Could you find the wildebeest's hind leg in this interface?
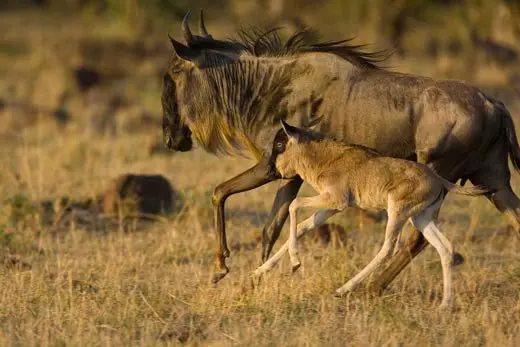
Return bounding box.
[211,156,275,283]
[469,140,520,235]
[335,201,407,296]
[487,187,520,235]
[261,177,303,262]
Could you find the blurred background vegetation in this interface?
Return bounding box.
[0,0,519,145]
[0,4,519,345]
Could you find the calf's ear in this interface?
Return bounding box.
[280,119,301,143]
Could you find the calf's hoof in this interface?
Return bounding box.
[291,263,301,273]
[333,290,346,298]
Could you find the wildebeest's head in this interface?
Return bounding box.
[162,11,242,153]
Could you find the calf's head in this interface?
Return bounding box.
[268,120,309,179]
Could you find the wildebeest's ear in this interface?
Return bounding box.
[280,119,301,142]
[168,35,204,65]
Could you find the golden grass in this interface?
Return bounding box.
[0,120,519,347]
[1,6,520,346]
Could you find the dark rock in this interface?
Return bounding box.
[102,174,178,216]
[73,66,101,92]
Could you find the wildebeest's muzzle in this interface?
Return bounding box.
[163,121,193,152]
[162,73,193,152]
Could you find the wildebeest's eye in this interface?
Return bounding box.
[275,142,285,151]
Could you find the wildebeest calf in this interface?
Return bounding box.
[254,120,490,308]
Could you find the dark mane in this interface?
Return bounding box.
[187,26,390,70]
[231,27,390,70]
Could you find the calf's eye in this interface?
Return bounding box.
[275,142,285,151]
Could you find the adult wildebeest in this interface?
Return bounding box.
[162,11,520,289]
[253,120,490,308]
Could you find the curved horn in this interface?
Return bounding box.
[199,10,211,38]
[182,11,195,46]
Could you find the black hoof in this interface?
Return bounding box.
[291,263,301,273]
[452,252,464,266]
[212,271,229,284]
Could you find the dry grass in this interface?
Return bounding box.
[0,119,519,347]
[0,5,520,346]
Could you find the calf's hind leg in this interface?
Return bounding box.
[366,162,462,294]
[411,216,453,308]
[335,204,407,296]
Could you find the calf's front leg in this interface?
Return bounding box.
[287,194,335,272]
[253,208,338,277]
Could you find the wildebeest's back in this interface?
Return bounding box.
[287,59,499,176]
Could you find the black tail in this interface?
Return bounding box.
[499,102,520,172]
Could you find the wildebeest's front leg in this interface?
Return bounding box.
[261,177,303,262]
[212,155,274,283]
